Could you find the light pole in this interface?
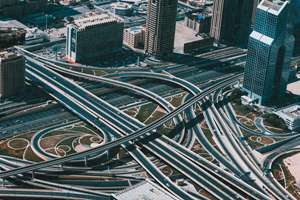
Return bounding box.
[45,14,48,31]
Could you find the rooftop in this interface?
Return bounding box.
[72,13,118,30]
[111,2,133,9]
[259,0,288,15]
[126,26,144,33]
[291,108,300,117]
[250,31,274,45]
[0,51,22,62]
[262,0,285,11]
[277,104,300,119]
[0,19,28,30]
[174,21,202,53]
[113,180,177,200]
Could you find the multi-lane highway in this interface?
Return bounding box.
[0,46,245,138]
[0,45,298,200]
[26,58,275,200]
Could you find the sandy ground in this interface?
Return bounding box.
[287,79,300,96]
[284,152,300,187]
[75,144,89,152]
[174,21,201,54]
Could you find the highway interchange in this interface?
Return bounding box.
[0,46,299,199]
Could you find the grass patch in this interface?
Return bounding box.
[167,93,186,108]
[262,113,288,132]
[24,146,43,162]
[135,103,157,122]
[94,69,107,76]
[272,154,300,199]
[145,110,165,125]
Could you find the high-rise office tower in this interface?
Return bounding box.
[290,0,300,55]
[66,14,124,64]
[293,23,300,55]
[210,0,255,46]
[144,0,177,58]
[0,51,25,99]
[243,0,294,106]
[251,0,261,25]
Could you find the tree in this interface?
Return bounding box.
[66,16,74,23]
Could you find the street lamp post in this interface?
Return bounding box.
[45,14,48,31]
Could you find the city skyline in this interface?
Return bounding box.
[0,0,300,200]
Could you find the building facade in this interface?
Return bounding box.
[123,26,145,49]
[294,23,300,56]
[144,0,178,58]
[66,14,124,64]
[0,28,26,49]
[276,104,300,130]
[184,12,212,34]
[0,0,47,18]
[290,0,300,56]
[251,0,261,25]
[210,0,254,46]
[183,37,214,54]
[0,51,25,99]
[293,23,300,56]
[111,2,133,16]
[243,0,294,106]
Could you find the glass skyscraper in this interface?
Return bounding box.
[210,0,255,47]
[243,0,294,106]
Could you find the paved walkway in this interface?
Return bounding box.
[287,77,300,96]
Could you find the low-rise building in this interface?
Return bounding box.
[275,104,300,130]
[0,51,25,99]
[174,21,213,54]
[111,2,133,16]
[25,28,49,45]
[123,26,145,49]
[66,13,124,64]
[241,95,256,105]
[184,12,211,33]
[113,180,177,200]
[59,0,81,5]
[186,0,207,7]
[0,19,27,49]
[0,28,26,49]
[183,36,214,53]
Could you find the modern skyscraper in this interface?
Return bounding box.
[0,51,25,99]
[210,0,255,46]
[66,14,124,64]
[293,23,300,55]
[144,0,177,58]
[290,0,300,56]
[243,0,294,106]
[251,0,261,25]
